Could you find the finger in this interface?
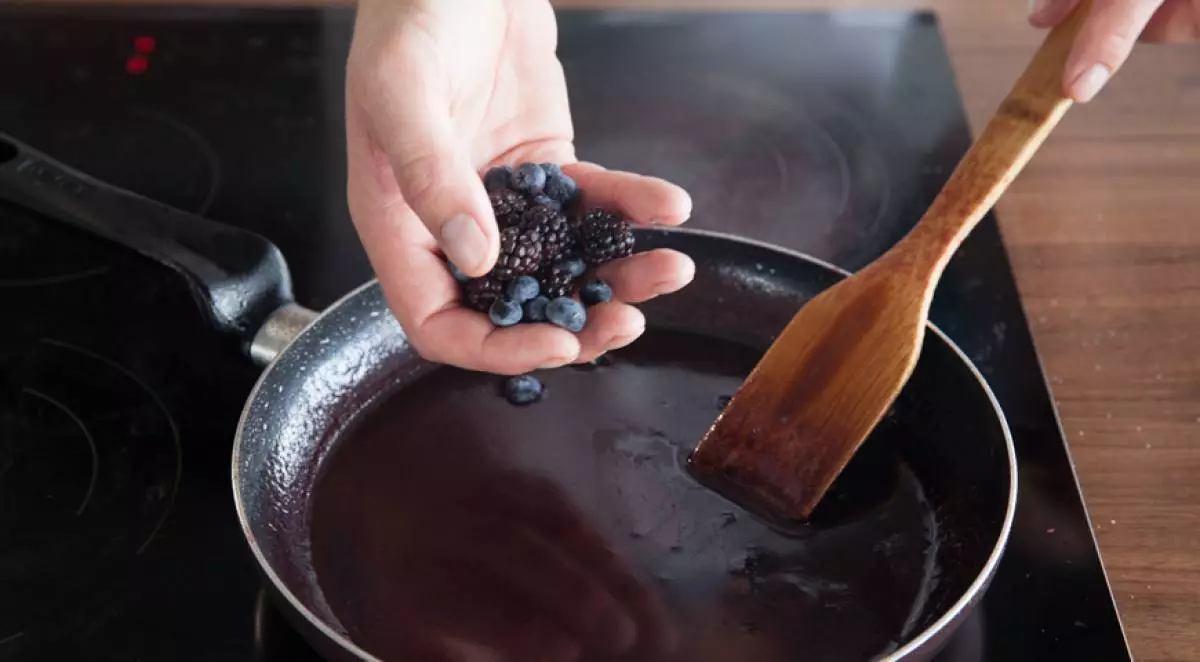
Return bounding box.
[594,249,696,305]
[409,306,582,374]
[1029,0,1083,27]
[1063,0,1165,102]
[563,163,693,226]
[1141,0,1200,41]
[353,44,498,277]
[572,302,646,364]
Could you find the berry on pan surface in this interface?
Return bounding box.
[504,374,543,405]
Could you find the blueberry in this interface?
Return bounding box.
[488,297,523,327]
[580,279,613,306]
[540,162,563,178]
[483,165,513,193]
[512,163,547,194]
[506,275,540,303]
[558,256,586,278]
[546,297,586,332]
[544,172,578,205]
[524,295,550,322]
[532,194,563,212]
[447,261,469,283]
[504,374,544,406]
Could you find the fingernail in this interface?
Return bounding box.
[440,214,488,273]
[1070,64,1110,103]
[652,280,676,296]
[607,333,639,351]
[1028,0,1047,19]
[540,353,575,369]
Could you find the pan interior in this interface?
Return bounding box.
[234,230,1013,661]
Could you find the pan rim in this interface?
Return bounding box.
[231,225,1018,661]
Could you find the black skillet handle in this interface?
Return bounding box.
[0,132,294,345]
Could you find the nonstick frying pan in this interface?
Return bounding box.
[0,133,1016,661]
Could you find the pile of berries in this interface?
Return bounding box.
[448,162,632,334]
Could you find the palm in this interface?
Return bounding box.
[346,0,694,375]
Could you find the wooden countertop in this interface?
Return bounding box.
[32,0,1200,659]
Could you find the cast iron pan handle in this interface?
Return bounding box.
[0,132,296,350]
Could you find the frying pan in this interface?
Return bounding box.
[0,133,1015,661]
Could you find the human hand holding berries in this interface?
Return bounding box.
[1029,0,1197,102]
[345,0,695,375]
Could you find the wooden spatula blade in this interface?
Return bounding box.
[688,0,1092,525]
[689,269,926,522]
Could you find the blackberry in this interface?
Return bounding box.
[580,279,614,306]
[488,297,523,327]
[483,165,513,193]
[579,208,635,265]
[520,205,577,263]
[512,163,547,195]
[464,277,504,312]
[506,275,540,303]
[493,226,543,280]
[524,295,550,322]
[537,263,575,299]
[504,374,543,406]
[547,297,587,333]
[489,188,528,228]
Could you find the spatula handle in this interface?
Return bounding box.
[896,0,1092,279]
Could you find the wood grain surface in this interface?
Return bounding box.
[27,0,1200,660]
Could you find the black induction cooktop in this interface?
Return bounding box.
[0,5,1132,661]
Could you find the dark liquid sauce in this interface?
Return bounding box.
[309,330,939,661]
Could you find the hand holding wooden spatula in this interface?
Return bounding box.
[689,1,1096,524]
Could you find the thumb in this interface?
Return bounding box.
[361,63,498,277]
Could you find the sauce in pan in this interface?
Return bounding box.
[308,329,939,661]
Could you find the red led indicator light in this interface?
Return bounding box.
[125,54,149,75]
[134,36,156,53]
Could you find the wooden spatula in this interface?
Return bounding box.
[689,1,1094,525]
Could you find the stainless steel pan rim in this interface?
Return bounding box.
[230,225,1019,662]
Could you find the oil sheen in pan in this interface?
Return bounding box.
[306,328,940,661]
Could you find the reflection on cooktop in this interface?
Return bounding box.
[0,337,180,650]
[10,105,222,216]
[571,73,892,259]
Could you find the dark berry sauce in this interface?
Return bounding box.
[307,329,939,661]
